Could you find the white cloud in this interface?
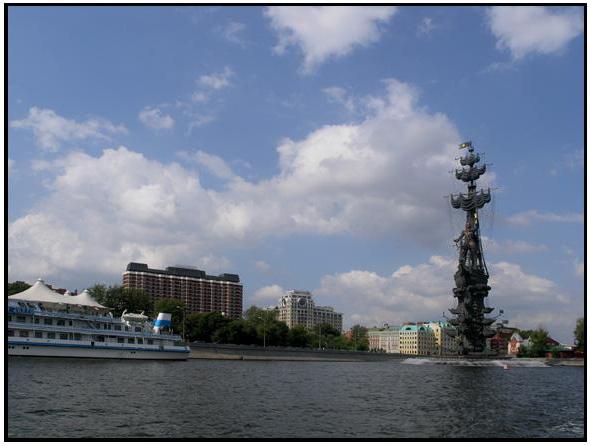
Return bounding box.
[138,107,175,130]
[177,150,235,180]
[251,284,286,305]
[8,79,475,285]
[323,86,356,113]
[197,66,233,90]
[482,237,549,254]
[507,210,583,226]
[487,6,583,60]
[314,256,579,342]
[220,21,247,47]
[265,6,397,73]
[10,107,127,151]
[254,260,272,274]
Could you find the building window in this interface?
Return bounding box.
[35,331,43,338]
[47,332,56,339]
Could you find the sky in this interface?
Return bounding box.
[7,5,585,343]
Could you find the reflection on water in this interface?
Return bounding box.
[8,357,584,439]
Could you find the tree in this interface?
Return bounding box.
[185,312,231,343]
[350,325,369,351]
[88,283,107,301]
[528,328,550,357]
[574,318,584,349]
[7,281,31,296]
[287,325,310,348]
[154,299,184,334]
[94,285,153,316]
[212,319,257,345]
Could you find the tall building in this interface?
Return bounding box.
[122,263,243,318]
[276,290,342,332]
[368,325,400,353]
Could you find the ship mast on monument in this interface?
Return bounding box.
[448,141,497,355]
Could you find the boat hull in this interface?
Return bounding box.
[8,341,189,360]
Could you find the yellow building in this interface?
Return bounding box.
[399,324,437,355]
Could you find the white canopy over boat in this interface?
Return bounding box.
[8,279,107,309]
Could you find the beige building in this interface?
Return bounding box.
[398,321,459,356]
[276,290,342,332]
[368,326,400,353]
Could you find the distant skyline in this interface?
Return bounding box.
[7,5,584,342]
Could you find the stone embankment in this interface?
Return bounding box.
[188,342,399,361]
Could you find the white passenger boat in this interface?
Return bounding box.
[7,279,190,360]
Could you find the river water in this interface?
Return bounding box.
[7,357,585,439]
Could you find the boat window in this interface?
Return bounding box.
[103,323,108,329]
[34,317,40,324]
[47,332,56,339]
[8,330,14,336]
[147,339,154,345]
[125,326,129,332]
[57,320,65,326]
[19,331,29,337]
[16,316,26,323]
[74,333,82,341]
[35,331,43,338]
[128,338,135,344]
[59,333,68,340]
[44,318,53,325]
[68,321,73,326]
[114,325,121,331]
[137,338,143,344]
[134,327,141,332]
[8,315,12,322]
[117,337,124,343]
[97,335,105,342]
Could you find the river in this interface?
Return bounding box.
[7,357,585,439]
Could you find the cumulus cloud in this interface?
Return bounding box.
[487,6,583,60]
[251,284,286,305]
[10,107,127,151]
[9,79,469,284]
[314,256,578,342]
[506,210,583,226]
[197,66,233,91]
[138,106,175,130]
[177,150,236,180]
[265,6,397,73]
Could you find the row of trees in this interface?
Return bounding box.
[86,285,369,350]
[516,319,585,357]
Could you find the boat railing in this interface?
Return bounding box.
[7,321,181,339]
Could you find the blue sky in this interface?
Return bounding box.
[7,5,584,342]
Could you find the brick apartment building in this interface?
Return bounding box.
[122,263,243,318]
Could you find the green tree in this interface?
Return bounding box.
[212,319,257,345]
[94,286,153,316]
[528,328,550,357]
[88,283,107,302]
[185,312,231,342]
[153,299,185,335]
[350,325,369,351]
[287,325,310,348]
[7,281,31,296]
[574,318,584,349]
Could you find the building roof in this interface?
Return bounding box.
[8,279,106,308]
[125,262,240,283]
